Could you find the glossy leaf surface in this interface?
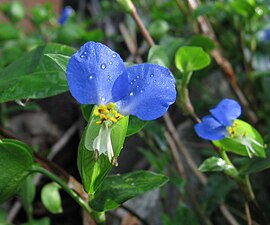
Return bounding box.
[89,170,168,211]
[0,43,75,103]
[0,139,33,203]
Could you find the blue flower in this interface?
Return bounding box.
[194,99,241,141]
[58,6,74,25]
[66,41,176,164]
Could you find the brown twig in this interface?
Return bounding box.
[184,0,258,124]
[244,201,252,225]
[127,2,240,224]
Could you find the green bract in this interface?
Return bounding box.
[213,119,266,158]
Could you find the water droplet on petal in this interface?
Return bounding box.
[80,54,85,58]
[136,75,140,79]
[130,82,133,85]
[140,89,145,93]
[101,97,106,102]
[129,92,134,96]
[109,61,113,65]
[150,74,154,78]
[89,73,96,80]
[100,63,106,70]
[112,53,116,58]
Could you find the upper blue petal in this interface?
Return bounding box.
[194,115,227,141]
[210,98,241,127]
[116,64,176,120]
[66,42,128,105]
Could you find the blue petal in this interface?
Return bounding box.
[117,64,176,120]
[66,42,128,105]
[194,115,227,141]
[210,98,241,127]
[58,6,74,25]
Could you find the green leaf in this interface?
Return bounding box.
[199,157,233,172]
[188,35,215,53]
[0,23,19,41]
[31,4,52,25]
[78,107,129,194]
[57,22,85,45]
[126,115,147,136]
[22,217,50,225]
[175,46,211,73]
[45,54,71,72]
[238,150,270,175]
[41,182,63,214]
[89,170,169,211]
[213,120,266,158]
[0,1,25,23]
[0,139,33,203]
[230,0,255,17]
[17,176,36,219]
[0,43,75,103]
[80,104,94,122]
[148,45,170,68]
[149,20,169,40]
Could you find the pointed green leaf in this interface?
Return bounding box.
[45,54,71,72]
[41,183,63,214]
[0,139,33,203]
[89,170,169,211]
[0,43,75,103]
[239,150,270,175]
[126,115,147,136]
[175,46,211,73]
[17,176,36,218]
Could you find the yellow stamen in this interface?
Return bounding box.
[94,102,124,124]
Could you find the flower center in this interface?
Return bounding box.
[93,102,124,124]
[227,121,265,158]
[227,121,239,138]
[92,102,124,166]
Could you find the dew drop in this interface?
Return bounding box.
[130,82,133,85]
[140,89,145,93]
[129,92,134,96]
[133,79,136,82]
[100,63,106,70]
[150,74,154,78]
[136,75,140,79]
[89,73,96,80]
[112,53,116,58]
[101,97,106,102]
[109,61,113,65]
[80,54,85,58]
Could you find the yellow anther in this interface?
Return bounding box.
[94,102,124,125]
[109,117,118,123]
[228,125,237,138]
[107,102,115,110]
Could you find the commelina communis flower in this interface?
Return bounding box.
[66,41,176,164]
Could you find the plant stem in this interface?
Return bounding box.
[31,165,93,215]
[244,201,252,225]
